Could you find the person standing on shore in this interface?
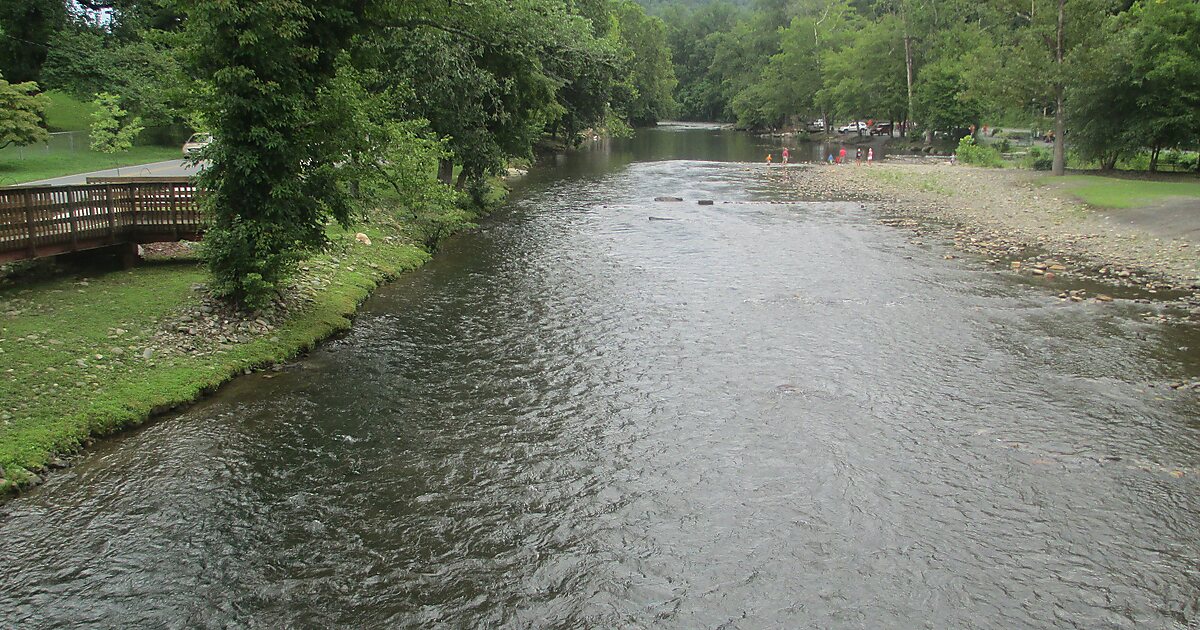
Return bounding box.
[838,147,846,164]
[766,153,773,165]
[867,147,874,165]
[855,147,862,164]
[782,147,790,164]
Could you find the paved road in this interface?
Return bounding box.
[27,159,205,186]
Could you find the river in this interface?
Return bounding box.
[2,125,1198,629]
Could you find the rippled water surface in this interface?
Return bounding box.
[3,128,1199,629]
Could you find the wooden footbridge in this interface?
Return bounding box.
[0,177,202,264]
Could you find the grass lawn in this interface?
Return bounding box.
[43,90,97,132]
[1043,175,1200,208]
[0,145,183,186]
[0,226,435,491]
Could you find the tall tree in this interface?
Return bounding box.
[185,0,377,307]
[611,0,678,125]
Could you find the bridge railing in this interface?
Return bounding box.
[0,177,202,264]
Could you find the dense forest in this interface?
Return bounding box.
[0,0,678,306]
[648,0,1198,173]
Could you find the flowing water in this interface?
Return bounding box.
[2,125,1198,629]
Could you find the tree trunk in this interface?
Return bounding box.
[903,34,914,138]
[1149,145,1161,172]
[437,158,454,186]
[1102,154,1118,171]
[455,169,468,190]
[1052,0,1066,176]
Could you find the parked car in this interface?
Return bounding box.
[838,121,868,133]
[182,133,213,158]
[806,119,826,132]
[870,122,893,135]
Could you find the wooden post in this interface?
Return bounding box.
[169,184,178,239]
[67,188,78,250]
[119,241,140,269]
[23,188,36,258]
[129,184,138,234]
[106,184,116,243]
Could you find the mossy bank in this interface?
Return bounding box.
[0,189,503,497]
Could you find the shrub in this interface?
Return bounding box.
[1161,150,1198,172]
[955,136,1003,167]
[1023,147,1053,171]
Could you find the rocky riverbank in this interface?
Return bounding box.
[790,161,1200,321]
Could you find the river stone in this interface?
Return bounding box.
[654,196,683,202]
[698,200,714,205]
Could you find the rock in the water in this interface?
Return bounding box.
[648,216,677,221]
[1095,294,1114,302]
[698,200,714,205]
[654,196,683,202]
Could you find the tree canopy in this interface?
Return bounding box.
[650,0,1200,176]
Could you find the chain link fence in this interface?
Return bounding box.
[0,126,192,159]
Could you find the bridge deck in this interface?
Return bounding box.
[0,177,202,264]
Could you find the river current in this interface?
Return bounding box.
[2,126,1198,629]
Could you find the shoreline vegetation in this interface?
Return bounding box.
[789,158,1200,317]
[4,143,1198,498]
[0,182,506,497]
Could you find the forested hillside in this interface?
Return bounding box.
[653,0,1199,174]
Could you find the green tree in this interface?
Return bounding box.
[89,92,144,154]
[0,0,66,83]
[1122,0,1200,171]
[43,23,189,127]
[0,74,50,150]
[611,0,678,125]
[381,0,620,187]
[185,0,375,308]
[819,13,905,130]
[661,1,739,121]
[1068,0,1200,171]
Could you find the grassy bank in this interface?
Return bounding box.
[0,146,183,186]
[1042,175,1200,208]
[0,193,498,495]
[43,90,98,132]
